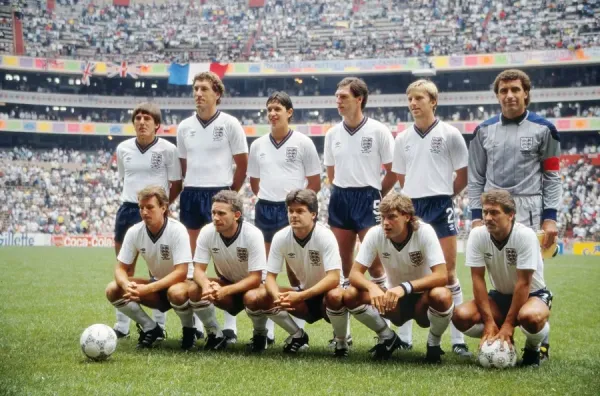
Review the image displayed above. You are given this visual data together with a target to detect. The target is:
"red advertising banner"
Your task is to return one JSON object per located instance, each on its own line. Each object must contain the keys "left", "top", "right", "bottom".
{"left": 52, "top": 234, "right": 115, "bottom": 248}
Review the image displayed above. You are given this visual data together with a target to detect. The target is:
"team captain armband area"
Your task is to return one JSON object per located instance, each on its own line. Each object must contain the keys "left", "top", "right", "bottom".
{"left": 1, "top": 246, "right": 597, "bottom": 394}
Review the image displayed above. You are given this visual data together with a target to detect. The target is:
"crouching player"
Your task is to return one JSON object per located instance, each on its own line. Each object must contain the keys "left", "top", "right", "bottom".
{"left": 243, "top": 189, "right": 350, "bottom": 356}
{"left": 186, "top": 190, "right": 267, "bottom": 351}
{"left": 453, "top": 190, "right": 552, "bottom": 367}
{"left": 105, "top": 186, "right": 196, "bottom": 349}
{"left": 343, "top": 193, "right": 453, "bottom": 362}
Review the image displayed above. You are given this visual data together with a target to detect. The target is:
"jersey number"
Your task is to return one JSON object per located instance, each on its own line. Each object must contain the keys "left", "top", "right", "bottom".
{"left": 373, "top": 199, "right": 381, "bottom": 224}
{"left": 446, "top": 207, "right": 455, "bottom": 224}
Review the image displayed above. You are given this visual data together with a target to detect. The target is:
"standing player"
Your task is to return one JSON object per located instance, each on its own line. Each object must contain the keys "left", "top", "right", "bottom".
{"left": 342, "top": 193, "right": 453, "bottom": 362}
{"left": 453, "top": 190, "right": 552, "bottom": 367}
{"left": 112, "top": 103, "right": 181, "bottom": 339}
{"left": 392, "top": 80, "right": 471, "bottom": 357}
{"left": 247, "top": 91, "right": 322, "bottom": 332}
{"left": 177, "top": 72, "right": 249, "bottom": 343}
{"left": 243, "top": 189, "right": 349, "bottom": 356}
{"left": 105, "top": 186, "right": 196, "bottom": 349}
{"left": 324, "top": 77, "right": 395, "bottom": 286}
{"left": 468, "top": 69, "right": 561, "bottom": 359}
{"left": 184, "top": 191, "right": 266, "bottom": 350}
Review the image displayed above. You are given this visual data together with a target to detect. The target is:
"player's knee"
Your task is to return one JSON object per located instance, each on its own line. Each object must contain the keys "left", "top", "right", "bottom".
{"left": 242, "top": 288, "right": 264, "bottom": 310}
{"left": 188, "top": 282, "right": 202, "bottom": 302}
{"left": 427, "top": 286, "right": 452, "bottom": 310}
{"left": 105, "top": 281, "right": 121, "bottom": 302}
{"left": 324, "top": 288, "right": 344, "bottom": 310}
{"left": 342, "top": 287, "right": 361, "bottom": 309}
{"left": 517, "top": 307, "right": 545, "bottom": 329}
{"left": 167, "top": 283, "right": 188, "bottom": 305}
{"left": 452, "top": 303, "right": 474, "bottom": 331}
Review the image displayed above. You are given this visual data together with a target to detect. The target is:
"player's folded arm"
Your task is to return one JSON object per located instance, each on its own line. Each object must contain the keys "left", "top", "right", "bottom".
{"left": 145, "top": 263, "right": 188, "bottom": 294}
{"left": 227, "top": 270, "right": 263, "bottom": 295}
{"left": 301, "top": 269, "right": 341, "bottom": 300}
{"left": 349, "top": 261, "right": 376, "bottom": 292}
{"left": 192, "top": 261, "right": 210, "bottom": 289}
{"left": 114, "top": 261, "right": 133, "bottom": 290}
{"left": 410, "top": 262, "right": 448, "bottom": 293}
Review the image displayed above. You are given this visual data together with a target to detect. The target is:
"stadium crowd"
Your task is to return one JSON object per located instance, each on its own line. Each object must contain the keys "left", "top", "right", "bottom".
{"left": 2, "top": 102, "right": 600, "bottom": 126}
{"left": 13, "top": 0, "right": 600, "bottom": 63}
{"left": 2, "top": 145, "right": 599, "bottom": 242}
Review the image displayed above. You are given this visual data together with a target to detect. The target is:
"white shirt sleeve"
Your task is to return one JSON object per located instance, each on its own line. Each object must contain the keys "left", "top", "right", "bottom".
{"left": 303, "top": 138, "right": 323, "bottom": 177}
{"left": 379, "top": 126, "right": 394, "bottom": 165}
{"left": 323, "top": 131, "right": 334, "bottom": 167}
{"left": 247, "top": 228, "right": 267, "bottom": 273}
{"left": 228, "top": 117, "right": 249, "bottom": 155}
{"left": 167, "top": 143, "right": 182, "bottom": 181}
{"left": 516, "top": 228, "right": 539, "bottom": 271}
{"left": 449, "top": 128, "right": 469, "bottom": 171}
{"left": 176, "top": 123, "right": 187, "bottom": 159}
{"left": 355, "top": 226, "right": 379, "bottom": 268}
{"left": 391, "top": 134, "right": 406, "bottom": 174}
{"left": 247, "top": 139, "right": 260, "bottom": 178}
{"left": 171, "top": 224, "right": 192, "bottom": 265}
{"left": 266, "top": 231, "right": 285, "bottom": 274}
{"left": 117, "top": 227, "right": 137, "bottom": 265}
{"left": 193, "top": 226, "right": 212, "bottom": 264}
{"left": 421, "top": 225, "right": 446, "bottom": 268}
{"left": 322, "top": 231, "right": 342, "bottom": 272}
{"left": 116, "top": 146, "right": 125, "bottom": 180}
{"left": 465, "top": 228, "right": 485, "bottom": 268}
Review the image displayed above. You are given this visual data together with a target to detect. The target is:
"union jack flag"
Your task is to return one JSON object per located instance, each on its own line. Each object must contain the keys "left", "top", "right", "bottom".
{"left": 107, "top": 61, "right": 138, "bottom": 79}
{"left": 81, "top": 61, "right": 95, "bottom": 86}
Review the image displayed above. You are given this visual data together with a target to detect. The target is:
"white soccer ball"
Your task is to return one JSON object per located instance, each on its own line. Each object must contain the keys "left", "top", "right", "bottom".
{"left": 80, "top": 324, "right": 118, "bottom": 361}
{"left": 478, "top": 339, "right": 517, "bottom": 369}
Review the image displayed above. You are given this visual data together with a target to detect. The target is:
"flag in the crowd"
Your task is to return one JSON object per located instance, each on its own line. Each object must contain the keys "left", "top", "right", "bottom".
{"left": 168, "top": 62, "right": 229, "bottom": 85}
{"left": 81, "top": 61, "right": 95, "bottom": 86}
{"left": 107, "top": 61, "right": 138, "bottom": 79}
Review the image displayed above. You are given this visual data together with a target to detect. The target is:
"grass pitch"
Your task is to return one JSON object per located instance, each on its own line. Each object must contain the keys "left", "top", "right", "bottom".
{"left": 0, "top": 247, "right": 599, "bottom": 395}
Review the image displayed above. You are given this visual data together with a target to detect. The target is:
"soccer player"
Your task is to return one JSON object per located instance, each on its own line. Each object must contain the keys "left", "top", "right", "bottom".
{"left": 186, "top": 191, "right": 267, "bottom": 350}
{"left": 112, "top": 103, "right": 182, "bottom": 339}
{"left": 105, "top": 186, "right": 195, "bottom": 349}
{"left": 392, "top": 80, "right": 471, "bottom": 357}
{"left": 452, "top": 190, "right": 552, "bottom": 367}
{"left": 177, "top": 72, "right": 249, "bottom": 343}
{"left": 342, "top": 193, "right": 453, "bottom": 362}
{"left": 243, "top": 189, "right": 349, "bottom": 356}
{"left": 324, "top": 77, "right": 395, "bottom": 286}
{"left": 468, "top": 69, "right": 561, "bottom": 360}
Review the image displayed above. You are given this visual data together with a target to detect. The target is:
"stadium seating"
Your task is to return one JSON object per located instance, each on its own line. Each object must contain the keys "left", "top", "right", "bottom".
{"left": 15, "top": 0, "right": 600, "bottom": 62}
{"left": 1, "top": 147, "right": 598, "bottom": 242}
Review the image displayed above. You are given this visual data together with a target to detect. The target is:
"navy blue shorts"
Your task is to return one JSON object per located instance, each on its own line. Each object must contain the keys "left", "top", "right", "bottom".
{"left": 384, "top": 292, "right": 423, "bottom": 326}
{"left": 149, "top": 277, "right": 172, "bottom": 313}
{"left": 412, "top": 195, "right": 457, "bottom": 238}
{"left": 218, "top": 276, "right": 246, "bottom": 316}
{"left": 254, "top": 199, "right": 288, "bottom": 243}
{"left": 301, "top": 293, "right": 327, "bottom": 324}
{"left": 179, "top": 186, "right": 228, "bottom": 230}
{"left": 489, "top": 289, "right": 553, "bottom": 319}
{"left": 328, "top": 186, "right": 381, "bottom": 231}
{"left": 114, "top": 202, "right": 142, "bottom": 243}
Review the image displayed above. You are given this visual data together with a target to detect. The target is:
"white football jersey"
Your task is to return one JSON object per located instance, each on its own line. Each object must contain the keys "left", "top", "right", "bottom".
{"left": 393, "top": 120, "right": 468, "bottom": 198}
{"left": 117, "top": 137, "right": 181, "bottom": 203}
{"left": 248, "top": 130, "right": 322, "bottom": 202}
{"left": 118, "top": 218, "right": 192, "bottom": 280}
{"left": 176, "top": 111, "right": 248, "bottom": 188}
{"left": 267, "top": 223, "right": 343, "bottom": 289}
{"left": 355, "top": 221, "right": 446, "bottom": 286}
{"left": 324, "top": 117, "right": 394, "bottom": 190}
{"left": 194, "top": 221, "right": 266, "bottom": 283}
{"left": 466, "top": 222, "right": 545, "bottom": 294}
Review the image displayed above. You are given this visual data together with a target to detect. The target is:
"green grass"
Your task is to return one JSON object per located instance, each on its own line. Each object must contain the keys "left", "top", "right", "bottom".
{"left": 0, "top": 248, "right": 599, "bottom": 395}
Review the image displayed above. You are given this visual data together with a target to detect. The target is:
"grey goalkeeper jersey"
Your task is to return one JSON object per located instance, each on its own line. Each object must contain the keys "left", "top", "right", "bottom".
{"left": 468, "top": 111, "right": 561, "bottom": 221}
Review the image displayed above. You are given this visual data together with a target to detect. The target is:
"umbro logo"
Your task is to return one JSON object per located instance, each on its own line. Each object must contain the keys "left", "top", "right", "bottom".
{"left": 382, "top": 252, "right": 391, "bottom": 259}
{"left": 287, "top": 253, "right": 296, "bottom": 259}
{"left": 212, "top": 248, "right": 220, "bottom": 254}
{"left": 484, "top": 253, "right": 493, "bottom": 259}
{"left": 140, "top": 248, "right": 146, "bottom": 254}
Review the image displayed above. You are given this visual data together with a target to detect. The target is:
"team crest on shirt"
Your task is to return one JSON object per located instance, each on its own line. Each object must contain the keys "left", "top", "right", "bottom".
{"left": 237, "top": 247, "right": 248, "bottom": 262}
{"left": 506, "top": 248, "right": 518, "bottom": 266}
{"left": 150, "top": 152, "right": 163, "bottom": 170}
{"left": 430, "top": 137, "right": 443, "bottom": 154}
{"left": 213, "top": 126, "right": 225, "bottom": 141}
{"left": 408, "top": 251, "right": 424, "bottom": 267}
{"left": 520, "top": 137, "right": 533, "bottom": 153}
{"left": 286, "top": 147, "right": 298, "bottom": 162}
{"left": 308, "top": 250, "right": 321, "bottom": 266}
{"left": 361, "top": 137, "right": 373, "bottom": 153}
{"left": 160, "top": 244, "right": 171, "bottom": 260}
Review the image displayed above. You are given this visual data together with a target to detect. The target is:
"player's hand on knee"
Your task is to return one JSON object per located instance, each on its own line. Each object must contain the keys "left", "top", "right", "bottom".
{"left": 369, "top": 287, "right": 386, "bottom": 315}
{"left": 384, "top": 287, "right": 404, "bottom": 313}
